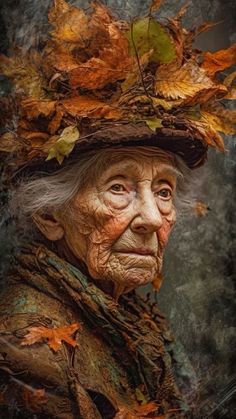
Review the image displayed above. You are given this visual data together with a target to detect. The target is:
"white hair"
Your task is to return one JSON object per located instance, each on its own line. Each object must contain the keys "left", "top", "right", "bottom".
{"left": 10, "top": 146, "right": 191, "bottom": 231}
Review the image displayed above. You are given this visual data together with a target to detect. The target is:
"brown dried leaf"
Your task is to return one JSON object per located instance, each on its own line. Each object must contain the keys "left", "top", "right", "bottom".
{"left": 0, "top": 132, "right": 19, "bottom": 153}
{"left": 152, "top": 273, "right": 164, "bottom": 291}
{"left": 155, "top": 61, "right": 213, "bottom": 99}
{"left": 187, "top": 119, "right": 225, "bottom": 151}
{"left": 149, "top": 0, "right": 164, "bottom": 13}
{"left": 21, "top": 98, "right": 56, "bottom": 120}
{"left": 21, "top": 322, "right": 81, "bottom": 352}
{"left": 201, "top": 111, "right": 236, "bottom": 135}
{"left": 0, "top": 50, "right": 47, "bottom": 99}
{"left": 48, "top": 0, "right": 90, "bottom": 45}
{"left": 61, "top": 96, "right": 123, "bottom": 119}
{"left": 201, "top": 44, "right": 236, "bottom": 77}
{"left": 114, "top": 402, "right": 162, "bottom": 418}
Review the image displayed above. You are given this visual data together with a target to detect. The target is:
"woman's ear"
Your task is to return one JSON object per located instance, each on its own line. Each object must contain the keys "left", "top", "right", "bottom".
{"left": 32, "top": 213, "right": 64, "bottom": 241}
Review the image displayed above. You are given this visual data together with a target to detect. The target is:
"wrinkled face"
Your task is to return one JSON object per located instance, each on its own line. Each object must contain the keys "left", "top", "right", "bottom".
{"left": 58, "top": 150, "right": 178, "bottom": 298}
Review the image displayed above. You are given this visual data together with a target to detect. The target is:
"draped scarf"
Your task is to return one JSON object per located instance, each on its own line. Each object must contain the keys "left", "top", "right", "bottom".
{"left": 10, "top": 243, "right": 195, "bottom": 413}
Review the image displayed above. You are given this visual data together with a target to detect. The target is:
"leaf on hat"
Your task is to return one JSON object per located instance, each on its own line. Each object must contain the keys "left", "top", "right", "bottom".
{"left": 223, "top": 70, "right": 236, "bottom": 100}
{"left": 46, "top": 125, "right": 80, "bottom": 164}
{"left": 0, "top": 132, "right": 19, "bottom": 153}
{"left": 155, "top": 61, "right": 213, "bottom": 99}
{"left": 201, "top": 44, "right": 236, "bottom": 77}
{"left": 201, "top": 111, "right": 236, "bottom": 135}
{"left": 182, "top": 85, "right": 227, "bottom": 106}
{"left": 21, "top": 321, "right": 81, "bottom": 352}
{"left": 49, "top": 0, "right": 90, "bottom": 45}
{"left": 61, "top": 96, "right": 123, "bottom": 119}
{"left": 145, "top": 117, "right": 162, "bottom": 131}
{"left": 21, "top": 98, "right": 56, "bottom": 120}
{"left": 149, "top": 0, "right": 164, "bottom": 13}
{"left": 0, "top": 50, "right": 47, "bottom": 99}
{"left": 187, "top": 119, "right": 225, "bottom": 151}
{"left": 128, "top": 17, "right": 176, "bottom": 64}
{"left": 121, "top": 50, "right": 152, "bottom": 92}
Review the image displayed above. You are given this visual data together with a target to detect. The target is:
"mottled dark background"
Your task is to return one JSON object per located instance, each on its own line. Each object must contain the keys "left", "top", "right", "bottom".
{"left": 0, "top": 0, "right": 235, "bottom": 417}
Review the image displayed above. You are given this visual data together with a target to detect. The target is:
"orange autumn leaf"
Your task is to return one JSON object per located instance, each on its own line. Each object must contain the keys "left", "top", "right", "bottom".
{"left": 22, "top": 387, "right": 47, "bottom": 413}
{"left": 155, "top": 61, "right": 213, "bottom": 100}
{"left": 21, "top": 98, "right": 56, "bottom": 120}
{"left": 201, "top": 44, "right": 236, "bottom": 77}
{"left": 114, "top": 402, "right": 162, "bottom": 418}
{"left": 187, "top": 119, "right": 225, "bottom": 152}
{"left": 21, "top": 322, "right": 81, "bottom": 352}
{"left": 149, "top": 0, "right": 164, "bottom": 13}
{"left": 48, "top": 0, "right": 90, "bottom": 45}
{"left": 152, "top": 273, "right": 164, "bottom": 291}
{"left": 61, "top": 96, "right": 123, "bottom": 119}
{"left": 194, "top": 201, "right": 210, "bottom": 217}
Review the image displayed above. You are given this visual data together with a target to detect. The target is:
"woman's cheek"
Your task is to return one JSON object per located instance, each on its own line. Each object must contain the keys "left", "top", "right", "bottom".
{"left": 157, "top": 209, "right": 176, "bottom": 248}
{"left": 102, "top": 191, "right": 134, "bottom": 210}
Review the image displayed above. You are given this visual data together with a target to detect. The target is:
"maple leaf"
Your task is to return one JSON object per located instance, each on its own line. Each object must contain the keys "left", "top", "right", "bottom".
{"left": 114, "top": 402, "right": 162, "bottom": 418}
{"left": 22, "top": 387, "right": 47, "bottom": 413}
{"left": 21, "top": 322, "right": 81, "bottom": 352}
{"left": 155, "top": 61, "right": 213, "bottom": 100}
{"left": 201, "top": 44, "right": 236, "bottom": 77}
{"left": 46, "top": 125, "right": 80, "bottom": 164}
{"left": 128, "top": 17, "right": 176, "bottom": 64}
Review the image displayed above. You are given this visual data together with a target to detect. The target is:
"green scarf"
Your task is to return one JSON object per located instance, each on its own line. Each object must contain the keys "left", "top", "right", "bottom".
{"left": 11, "top": 243, "right": 194, "bottom": 411}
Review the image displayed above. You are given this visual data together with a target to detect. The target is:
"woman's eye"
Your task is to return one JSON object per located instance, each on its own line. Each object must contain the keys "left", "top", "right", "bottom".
{"left": 110, "top": 184, "right": 126, "bottom": 192}
{"left": 157, "top": 188, "right": 172, "bottom": 199}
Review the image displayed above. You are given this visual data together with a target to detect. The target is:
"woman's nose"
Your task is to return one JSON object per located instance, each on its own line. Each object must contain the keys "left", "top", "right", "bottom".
{"left": 130, "top": 190, "right": 163, "bottom": 234}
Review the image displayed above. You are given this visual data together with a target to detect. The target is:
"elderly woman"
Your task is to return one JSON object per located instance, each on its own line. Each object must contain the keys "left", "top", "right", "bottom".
{"left": 0, "top": 0, "right": 235, "bottom": 417}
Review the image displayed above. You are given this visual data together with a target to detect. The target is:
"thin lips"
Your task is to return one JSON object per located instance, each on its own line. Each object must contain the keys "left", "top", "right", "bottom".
{"left": 116, "top": 248, "right": 156, "bottom": 256}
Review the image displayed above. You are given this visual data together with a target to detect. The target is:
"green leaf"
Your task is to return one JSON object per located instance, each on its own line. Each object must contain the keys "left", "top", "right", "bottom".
{"left": 127, "top": 17, "right": 176, "bottom": 64}
{"left": 46, "top": 125, "right": 80, "bottom": 164}
{"left": 145, "top": 117, "right": 162, "bottom": 131}
{"left": 135, "top": 388, "right": 148, "bottom": 405}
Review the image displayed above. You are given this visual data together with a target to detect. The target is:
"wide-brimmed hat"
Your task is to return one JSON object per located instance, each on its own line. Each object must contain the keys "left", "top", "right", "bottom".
{"left": 0, "top": 0, "right": 235, "bottom": 177}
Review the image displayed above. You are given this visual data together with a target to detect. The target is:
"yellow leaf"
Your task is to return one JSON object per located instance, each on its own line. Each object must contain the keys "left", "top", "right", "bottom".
{"left": 145, "top": 117, "right": 162, "bottom": 131}
{"left": 155, "top": 61, "right": 213, "bottom": 99}
{"left": 46, "top": 125, "right": 80, "bottom": 164}
{"left": 201, "top": 111, "right": 236, "bottom": 135}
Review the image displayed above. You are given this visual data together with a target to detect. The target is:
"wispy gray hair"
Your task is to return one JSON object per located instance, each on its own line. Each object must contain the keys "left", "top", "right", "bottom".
{"left": 10, "top": 146, "right": 191, "bottom": 231}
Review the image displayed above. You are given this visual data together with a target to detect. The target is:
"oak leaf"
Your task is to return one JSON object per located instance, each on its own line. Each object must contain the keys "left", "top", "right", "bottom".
{"left": 155, "top": 61, "right": 213, "bottom": 99}
{"left": 128, "top": 17, "right": 176, "bottom": 64}
{"left": 46, "top": 125, "right": 80, "bottom": 164}
{"left": 21, "top": 322, "right": 81, "bottom": 351}
{"left": 201, "top": 44, "right": 236, "bottom": 77}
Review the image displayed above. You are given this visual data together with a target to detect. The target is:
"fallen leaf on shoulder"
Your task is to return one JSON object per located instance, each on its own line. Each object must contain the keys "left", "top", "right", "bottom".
{"left": 114, "top": 401, "right": 162, "bottom": 418}
{"left": 46, "top": 125, "right": 80, "bottom": 164}
{"left": 21, "top": 322, "right": 81, "bottom": 352}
